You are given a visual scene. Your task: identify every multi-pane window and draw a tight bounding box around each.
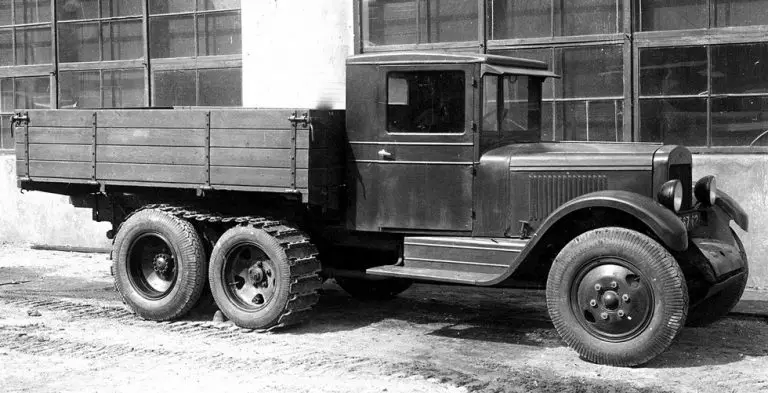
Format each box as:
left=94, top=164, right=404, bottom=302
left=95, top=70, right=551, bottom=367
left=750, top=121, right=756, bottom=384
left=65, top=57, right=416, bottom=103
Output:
left=0, top=0, right=53, bottom=66
left=362, top=0, right=478, bottom=46
left=638, top=0, right=768, bottom=31
left=56, top=0, right=143, bottom=63
left=59, top=69, right=143, bottom=108
left=639, top=42, right=768, bottom=147
left=488, top=0, right=623, bottom=40
left=0, top=75, right=50, bottom=149
left=153, top=67, right=242, bottom=107
left=150, top=0, right=241, bottom=58
left=494, top=45, right=624, bottom=142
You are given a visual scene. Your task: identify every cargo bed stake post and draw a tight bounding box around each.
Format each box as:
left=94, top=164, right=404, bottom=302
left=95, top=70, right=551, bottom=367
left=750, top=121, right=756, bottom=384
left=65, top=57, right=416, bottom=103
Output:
left=11, top=112, right=31, bottom=180
left=205, top=111, right=211, bottom=189
left=92, top=112, right=97, bottom=182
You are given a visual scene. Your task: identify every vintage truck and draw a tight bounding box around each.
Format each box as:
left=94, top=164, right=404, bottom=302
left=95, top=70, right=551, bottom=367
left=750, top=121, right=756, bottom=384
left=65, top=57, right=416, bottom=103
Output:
left=12, top=52, right=749, bottom=367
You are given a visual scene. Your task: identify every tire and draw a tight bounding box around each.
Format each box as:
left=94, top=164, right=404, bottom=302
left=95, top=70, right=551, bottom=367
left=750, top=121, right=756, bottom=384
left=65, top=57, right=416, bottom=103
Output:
left=686, top=230, right=749, bottom=327
left=208, top=224, right=322, bottom=329
left=546, top=227, right=688, bottom=367
left=112, top=208, right=207, bottom=321
left=336, top=277, right=413, bottom=300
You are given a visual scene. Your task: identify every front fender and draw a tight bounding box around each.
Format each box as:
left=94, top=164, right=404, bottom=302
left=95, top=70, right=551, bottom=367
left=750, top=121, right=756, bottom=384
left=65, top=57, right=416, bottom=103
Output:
left=715, top=189, right=749, bottom=231
left=535, top=190, right=688, bottom=252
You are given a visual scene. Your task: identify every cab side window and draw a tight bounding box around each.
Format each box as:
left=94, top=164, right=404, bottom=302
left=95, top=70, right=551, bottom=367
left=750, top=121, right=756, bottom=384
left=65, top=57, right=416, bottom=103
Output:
left=387, top=71, right=465, bottom=133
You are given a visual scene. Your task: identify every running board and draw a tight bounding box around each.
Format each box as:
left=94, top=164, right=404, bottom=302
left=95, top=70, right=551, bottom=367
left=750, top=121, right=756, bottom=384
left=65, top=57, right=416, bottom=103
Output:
left=366, top=236, right=528, bottom=285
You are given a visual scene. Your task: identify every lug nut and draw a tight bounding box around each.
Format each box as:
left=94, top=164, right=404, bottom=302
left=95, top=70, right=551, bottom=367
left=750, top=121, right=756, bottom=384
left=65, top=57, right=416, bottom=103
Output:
left=622, top=294, right=630, bottom=302
left=600, top=312, right=609, bottom=320
left=617, top=310, right=625, bottom=318
left=610, top=281, right=618, bottom=289
left=594, top=284, right=602, bottom=291
left=589, top=299, right=597, bottom=307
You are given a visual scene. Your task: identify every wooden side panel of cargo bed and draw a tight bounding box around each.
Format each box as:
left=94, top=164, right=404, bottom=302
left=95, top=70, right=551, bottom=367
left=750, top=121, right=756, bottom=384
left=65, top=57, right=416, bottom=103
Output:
left=95, top=110, right=207, bottom=184
left=23, top=111, right=94, bottom=181
left=209, top=109, right=308, bottom=190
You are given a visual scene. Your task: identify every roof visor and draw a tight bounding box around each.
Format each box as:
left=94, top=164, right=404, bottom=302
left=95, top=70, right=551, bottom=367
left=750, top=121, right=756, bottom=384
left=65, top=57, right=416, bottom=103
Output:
left=481, top=64, right=561, bottom=79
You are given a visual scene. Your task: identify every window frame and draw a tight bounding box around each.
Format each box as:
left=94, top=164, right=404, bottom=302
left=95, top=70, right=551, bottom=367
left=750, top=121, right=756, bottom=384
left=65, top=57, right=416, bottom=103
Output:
left=481, top=73, right=543, bottom=143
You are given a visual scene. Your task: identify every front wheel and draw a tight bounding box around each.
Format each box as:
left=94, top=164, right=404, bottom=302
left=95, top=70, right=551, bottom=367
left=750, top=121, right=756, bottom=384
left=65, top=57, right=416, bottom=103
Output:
left=546, top=227, right=688, bottom=367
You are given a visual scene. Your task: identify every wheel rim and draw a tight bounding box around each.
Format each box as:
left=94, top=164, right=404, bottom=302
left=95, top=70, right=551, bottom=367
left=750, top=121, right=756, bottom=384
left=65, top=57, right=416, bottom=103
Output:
left=221, top=242, right=278, bottom=311
left=570, top=258, right=654, bottom=342
left=127, top=232, right=178, bottom=299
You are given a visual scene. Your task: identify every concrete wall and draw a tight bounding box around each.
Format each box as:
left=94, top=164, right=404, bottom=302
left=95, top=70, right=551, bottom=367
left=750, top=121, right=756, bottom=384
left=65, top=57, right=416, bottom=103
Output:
left=0, top=155, right=111, bottom=249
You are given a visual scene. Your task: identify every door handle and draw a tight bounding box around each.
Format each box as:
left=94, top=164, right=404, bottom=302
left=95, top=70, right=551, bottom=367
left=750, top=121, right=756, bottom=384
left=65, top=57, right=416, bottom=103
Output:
left=377, top=149, right=392, bottom=159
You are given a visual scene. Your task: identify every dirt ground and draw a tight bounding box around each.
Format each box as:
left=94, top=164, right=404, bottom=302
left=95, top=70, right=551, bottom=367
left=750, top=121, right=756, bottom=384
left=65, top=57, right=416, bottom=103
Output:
left=1, top=244, right=768, bottom=393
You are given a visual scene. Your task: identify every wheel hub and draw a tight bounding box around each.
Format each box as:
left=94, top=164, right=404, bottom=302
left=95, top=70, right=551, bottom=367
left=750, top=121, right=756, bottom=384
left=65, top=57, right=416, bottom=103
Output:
left=153, top=253, right=174, bottom=277
left=223, top=244, right=277, bottom=310
left=572, top=260, right=654, bottom=341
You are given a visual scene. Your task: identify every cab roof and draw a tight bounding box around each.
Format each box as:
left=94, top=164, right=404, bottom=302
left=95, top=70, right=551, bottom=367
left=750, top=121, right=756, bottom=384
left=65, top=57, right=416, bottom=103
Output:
left=347, top=52, right=549, bottom=70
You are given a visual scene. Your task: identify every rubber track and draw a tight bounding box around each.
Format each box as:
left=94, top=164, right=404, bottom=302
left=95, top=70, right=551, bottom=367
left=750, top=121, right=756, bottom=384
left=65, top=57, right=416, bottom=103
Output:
left=111, top=204, right=323, bottom=329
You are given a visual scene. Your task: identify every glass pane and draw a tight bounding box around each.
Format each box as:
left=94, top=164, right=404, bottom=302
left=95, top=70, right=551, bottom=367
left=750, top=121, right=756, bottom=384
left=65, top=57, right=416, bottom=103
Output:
left=589, top=100, right=622, bottom=141
left=362, top=0, right=418, bottom=46
left=639, top=0, right=707, bottom=31
left=557, top=45, right=622, bottom=98
left=1, top=78, right=13, bottom=111
left=150, top=0, right=195, bottom=14
left=56, top=0, right=98, bottom=21
left=640, top=46, right=707, bottom=96
left=501, top=75, right=541, bottom=134
left=712, top=43, right=768, bottom=94
left=15, top=26, right=52, bottom=65
left=15, top=0, right=51, bottom=23
left=490, top=0, right=550, bottom=39
left=423, top=0, right=477, bottom=43
left=197, top=11, right=241, bottom=56
left=199, top=68, right=241, bottom=106
left=555, top=0, right=619, bottom=36
left=58, top=22, right=99, bottom=62
left=639, top=98, right=707, bottom=146
left=59, top=70, right=99, bottom=108
left=198, top=0, right=239, bottom=10
left=14, top=76, right=49, bottom=109
left=153, top=70, right=196, bottom=107
left=715, top=0, right=768, bottom=27
left=493, top=48, right=554, bottom=99
left=0, top=114, right=12, bottom=149
left=482, top=75, right=499, bottom=132
left=102, top=19, right=143, bottom=61
left=561, top=101, right=588, bottom=141
left=541, top=101, right=553, bottom=141
left=712, top=97, right=768, bottom=146
left=100, top=0, right=141, bottom=17
left=0, top=29, right=12, bottom=66
left=150, top=15, right=195, bottom=58
left=0, top=1, right=11, bottom=26
left=386, top=71, right=465, bottom=133
left=102, top=69, right=144, bottom=108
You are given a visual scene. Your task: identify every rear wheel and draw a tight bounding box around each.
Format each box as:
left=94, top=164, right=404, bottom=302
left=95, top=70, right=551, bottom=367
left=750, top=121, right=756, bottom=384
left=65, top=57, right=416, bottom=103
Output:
left=112, top=208, right=207, bottom=321
left=336, top=277, right=413, bottom=300
left=208, top=224, right=322, bottom=329
left=686, top=230, right=749, bottom=327
left=546, top=227, right=688, bottom=367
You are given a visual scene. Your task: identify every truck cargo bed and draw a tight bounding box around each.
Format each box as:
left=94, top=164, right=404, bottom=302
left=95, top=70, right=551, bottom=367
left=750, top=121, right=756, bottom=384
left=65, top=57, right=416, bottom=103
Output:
left=14, top=108, right=345, bottom=207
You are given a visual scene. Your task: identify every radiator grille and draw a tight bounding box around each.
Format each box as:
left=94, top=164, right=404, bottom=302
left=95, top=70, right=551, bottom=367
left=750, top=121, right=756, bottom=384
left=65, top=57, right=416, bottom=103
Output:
left=529, top=174, right=608, bottom=221
left=669, top=164, right=692, bottom=210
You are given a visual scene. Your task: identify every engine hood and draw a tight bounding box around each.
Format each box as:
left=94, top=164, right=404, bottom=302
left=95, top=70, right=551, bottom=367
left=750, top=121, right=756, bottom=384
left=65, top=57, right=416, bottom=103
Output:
left=482, top=142, right=662, bottom=170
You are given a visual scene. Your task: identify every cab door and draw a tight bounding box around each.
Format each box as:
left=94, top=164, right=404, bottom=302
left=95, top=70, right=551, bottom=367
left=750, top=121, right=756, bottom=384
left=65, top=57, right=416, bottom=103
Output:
left=347, top=64, right=477, bottom=233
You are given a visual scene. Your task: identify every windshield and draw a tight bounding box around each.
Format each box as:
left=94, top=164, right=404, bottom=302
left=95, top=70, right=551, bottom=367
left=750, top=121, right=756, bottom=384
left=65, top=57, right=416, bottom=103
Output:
left=482, top=75, right=542, bottom=140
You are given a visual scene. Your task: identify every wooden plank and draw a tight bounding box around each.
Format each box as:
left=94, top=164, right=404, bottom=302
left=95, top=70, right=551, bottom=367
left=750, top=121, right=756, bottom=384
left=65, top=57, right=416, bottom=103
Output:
left=29, top=144, right=92, bottom=162
left=97, top=110, right=208, bottom=128
left=210, top=129, right=309, bottom=149
left=27, top=110, right=93, bottom=128
left=97, top=163, right=206, bottom=183
left=29, top=160, right=91, bottom=179
left=97, top=146, right=206, bottom=165
left=211, top=167, right=308, bottom=188
left=15, top=143, right=26, bottom=161
left=209, top=109, right=299, bottom=129
left=28, top=127, right=91, bottom=144
left=210, top=147, right=308, bottom=168
left=16, top=159, right=27, bottom=177
left=97, top=128, right=205, bottom=147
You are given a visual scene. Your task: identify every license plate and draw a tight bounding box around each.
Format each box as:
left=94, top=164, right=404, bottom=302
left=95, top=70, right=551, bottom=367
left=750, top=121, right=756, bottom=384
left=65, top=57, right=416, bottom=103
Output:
left=679, top=211, right=705, bottom=230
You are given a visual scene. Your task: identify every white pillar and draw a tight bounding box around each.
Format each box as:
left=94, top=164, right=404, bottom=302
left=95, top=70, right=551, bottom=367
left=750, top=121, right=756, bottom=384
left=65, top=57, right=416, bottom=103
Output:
left=242, top=0, right=354, bottom=110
